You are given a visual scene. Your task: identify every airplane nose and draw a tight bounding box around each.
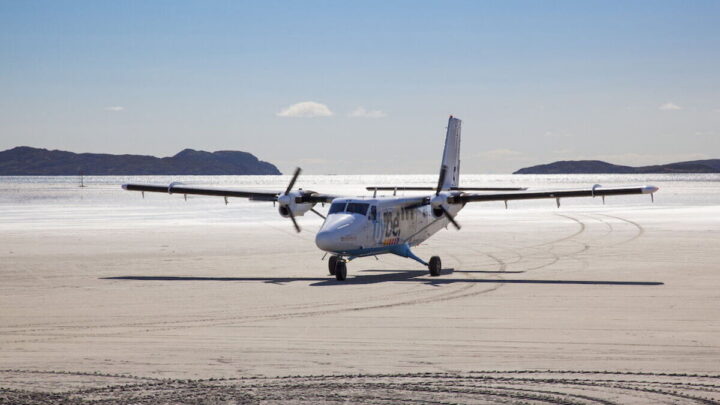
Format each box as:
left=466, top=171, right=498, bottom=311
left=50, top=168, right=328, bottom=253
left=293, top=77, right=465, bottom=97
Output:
left=315, top=230, right=339, bottom=252
left=315, top=214, right=362, bottom=252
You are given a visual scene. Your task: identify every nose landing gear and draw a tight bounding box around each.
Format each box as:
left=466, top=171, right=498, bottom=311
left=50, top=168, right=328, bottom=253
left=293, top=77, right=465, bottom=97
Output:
left=328, top=255, right=338, bottom=276
left=327, top=255, right=348, bottom=281
left=334, top=260, right=347, bottom=281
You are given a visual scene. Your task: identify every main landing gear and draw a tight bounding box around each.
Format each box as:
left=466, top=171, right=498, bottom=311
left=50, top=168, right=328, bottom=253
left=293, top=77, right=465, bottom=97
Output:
left=328, top=253, right=442, bottom=281
left=428, top=256, right=442, bottom=277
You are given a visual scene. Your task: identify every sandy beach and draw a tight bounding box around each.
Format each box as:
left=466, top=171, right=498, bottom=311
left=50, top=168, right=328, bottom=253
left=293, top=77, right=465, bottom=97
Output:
left=1, top=176, right=719, bottom=404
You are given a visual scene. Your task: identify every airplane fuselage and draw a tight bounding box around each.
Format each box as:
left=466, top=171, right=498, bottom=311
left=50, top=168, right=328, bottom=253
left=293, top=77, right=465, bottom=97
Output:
left=315, top=196, right=463, bottom=258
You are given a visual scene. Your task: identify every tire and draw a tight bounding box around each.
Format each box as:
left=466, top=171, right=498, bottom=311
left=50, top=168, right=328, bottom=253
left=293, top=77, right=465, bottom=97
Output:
left=328, top=255, right=338, bottom=275
left=429, top=256, right=441, bottom=277
left=335, top=261, right=347, bottom=281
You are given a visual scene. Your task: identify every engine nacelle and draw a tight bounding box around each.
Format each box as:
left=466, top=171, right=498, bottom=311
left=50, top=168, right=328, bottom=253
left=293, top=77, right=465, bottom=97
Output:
left=430, top=193, right=451, bottom=218
left=277, top=191, right=315, bottom=217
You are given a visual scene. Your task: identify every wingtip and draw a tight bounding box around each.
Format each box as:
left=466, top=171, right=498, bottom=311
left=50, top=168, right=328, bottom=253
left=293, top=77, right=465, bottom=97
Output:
left=642, top=185, right=659, bottom=194
left=121, top=184, right=128, bottom=190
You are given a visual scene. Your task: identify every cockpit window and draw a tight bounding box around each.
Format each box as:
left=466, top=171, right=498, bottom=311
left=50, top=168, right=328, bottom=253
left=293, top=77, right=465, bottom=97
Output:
left=346, top=202, right=370, bottom=216
left=328, top=202, right=347, bottom=214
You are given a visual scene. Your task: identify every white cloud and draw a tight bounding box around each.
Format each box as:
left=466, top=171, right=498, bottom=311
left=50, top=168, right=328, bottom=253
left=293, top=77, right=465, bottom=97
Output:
left=104, top=106, right=125, bottom=112
left=348, top=106, right=387, bottom=118
left=276, top=101, right=333, bottom=118
left=658, top=102, right=682, bottom=111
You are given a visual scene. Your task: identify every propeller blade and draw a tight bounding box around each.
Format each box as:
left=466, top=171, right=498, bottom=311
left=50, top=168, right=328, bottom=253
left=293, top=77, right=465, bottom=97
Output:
left=287, top=210, right=301, bottom=233
left=285, top=167, right=301, bottom=195
left=436, top=165, right=447, bottom=196
left=440, top=205, right=461, bottom=230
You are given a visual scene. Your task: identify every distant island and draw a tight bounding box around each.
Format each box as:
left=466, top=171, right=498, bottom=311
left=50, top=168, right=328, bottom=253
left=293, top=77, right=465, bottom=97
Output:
left=0, top=146, right=281, bottom=175
left=514, top=159, right=720, bottom=174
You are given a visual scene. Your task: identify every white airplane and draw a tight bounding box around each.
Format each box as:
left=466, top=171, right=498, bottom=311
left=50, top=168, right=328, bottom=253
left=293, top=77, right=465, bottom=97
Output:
left=123, top=116, right=658, bottom=281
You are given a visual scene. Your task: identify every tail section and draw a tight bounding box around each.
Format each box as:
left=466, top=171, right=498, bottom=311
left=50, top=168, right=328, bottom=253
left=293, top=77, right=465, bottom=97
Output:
left=439, top=115, right=462, bottom=190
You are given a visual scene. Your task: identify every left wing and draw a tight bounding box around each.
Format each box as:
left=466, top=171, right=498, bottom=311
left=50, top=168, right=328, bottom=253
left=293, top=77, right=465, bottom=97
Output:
left=449, top=185, right=659, bottom=206
left=427, top=184, right=658, bottom=230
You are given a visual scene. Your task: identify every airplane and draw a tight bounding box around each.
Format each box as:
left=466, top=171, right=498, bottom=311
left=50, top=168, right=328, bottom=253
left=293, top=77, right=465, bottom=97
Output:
left=122, top=116, right=659, bottom=281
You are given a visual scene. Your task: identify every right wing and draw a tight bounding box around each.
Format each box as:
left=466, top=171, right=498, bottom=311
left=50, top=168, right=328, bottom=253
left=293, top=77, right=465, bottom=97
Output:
left=122, top=183, right=279, bottom=201
left=122, top=183, right=339, bottom=204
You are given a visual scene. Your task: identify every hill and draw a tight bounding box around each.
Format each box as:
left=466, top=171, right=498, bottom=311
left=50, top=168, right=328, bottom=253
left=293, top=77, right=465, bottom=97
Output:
left=513, top=159, right=720, bottom=174
left=0, top=147, right=281, bottom=175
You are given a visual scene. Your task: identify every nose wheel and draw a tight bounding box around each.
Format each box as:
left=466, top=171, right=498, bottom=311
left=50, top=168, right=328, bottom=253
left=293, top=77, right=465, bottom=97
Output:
left=428, top=256, right=442, bottom=277
left=334, top=260, right=347, bottom=281
left=328, top=255, right=338, bottom=276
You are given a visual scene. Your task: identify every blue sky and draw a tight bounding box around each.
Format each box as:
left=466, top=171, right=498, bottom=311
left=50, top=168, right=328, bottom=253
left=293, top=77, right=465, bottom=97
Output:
left=1, top=1, right=718, bottom=173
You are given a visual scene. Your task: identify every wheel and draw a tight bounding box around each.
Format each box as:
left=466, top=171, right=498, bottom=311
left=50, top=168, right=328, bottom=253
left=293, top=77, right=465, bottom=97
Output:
left=335, top=261, right=347, bottom=281
left=328, top=255, right=338, bottom=275
left=429, top=256, right=441, bottom=277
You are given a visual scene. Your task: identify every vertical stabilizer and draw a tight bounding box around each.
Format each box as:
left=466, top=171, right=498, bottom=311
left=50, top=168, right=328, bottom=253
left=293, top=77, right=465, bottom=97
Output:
left=439, top=115, right=462, bottom=190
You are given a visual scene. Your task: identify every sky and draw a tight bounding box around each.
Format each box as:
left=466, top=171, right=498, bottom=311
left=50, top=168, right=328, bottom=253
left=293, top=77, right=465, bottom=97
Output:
left=1, top=1, right=719, bottom=174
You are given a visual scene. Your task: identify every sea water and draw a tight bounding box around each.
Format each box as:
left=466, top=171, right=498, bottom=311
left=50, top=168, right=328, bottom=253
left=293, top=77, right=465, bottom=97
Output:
left=0, top=174, right=718, bottom=231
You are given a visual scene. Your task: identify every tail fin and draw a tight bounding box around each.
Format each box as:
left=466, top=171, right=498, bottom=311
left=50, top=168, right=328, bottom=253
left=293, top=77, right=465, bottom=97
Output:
left=439, top=115, right=462, bottom=190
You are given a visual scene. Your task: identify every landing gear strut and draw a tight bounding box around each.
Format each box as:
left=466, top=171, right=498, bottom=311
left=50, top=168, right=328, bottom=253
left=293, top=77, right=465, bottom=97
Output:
left=334, top=260, right=347, bottom=281
left=428, top=256, right=442, bottom=277
left=328, top=255, right=338, bottom=276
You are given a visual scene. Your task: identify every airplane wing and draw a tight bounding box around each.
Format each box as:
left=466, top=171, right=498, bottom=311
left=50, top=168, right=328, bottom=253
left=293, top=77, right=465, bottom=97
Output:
left=448, top=185, right=658, bottom=205
left=122, top=183, right=338, bottom=204
left=366, top=186, right=526, bottom=192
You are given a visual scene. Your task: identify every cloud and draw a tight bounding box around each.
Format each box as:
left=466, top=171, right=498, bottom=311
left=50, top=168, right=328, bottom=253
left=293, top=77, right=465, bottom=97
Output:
left=104, top=106, right=125, bottom=112
left=348, top=106, right=387, bottom=118
left=658, top=102, right=682, bottom=111
left=276, top=101, right=333, bottom=118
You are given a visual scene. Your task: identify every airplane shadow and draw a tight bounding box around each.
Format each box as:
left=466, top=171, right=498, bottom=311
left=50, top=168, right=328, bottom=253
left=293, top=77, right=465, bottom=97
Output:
left=103, top=268, right=663, bottom=287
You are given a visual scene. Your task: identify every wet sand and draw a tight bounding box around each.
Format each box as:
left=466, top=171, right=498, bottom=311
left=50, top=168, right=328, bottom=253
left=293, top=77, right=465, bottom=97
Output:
left=2, top=202, right=720, bottom=403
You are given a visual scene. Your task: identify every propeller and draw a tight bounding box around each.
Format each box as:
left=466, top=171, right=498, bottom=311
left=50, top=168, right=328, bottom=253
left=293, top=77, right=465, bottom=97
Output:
left=433, top=164, right=461, bottom=230
left=285, top=167, right=300, bottom=195
left=287, top=210, right=301, bottom=233
left=438, top=205, right=461, bottom=230
left=279, top=167, right=303, bottom=233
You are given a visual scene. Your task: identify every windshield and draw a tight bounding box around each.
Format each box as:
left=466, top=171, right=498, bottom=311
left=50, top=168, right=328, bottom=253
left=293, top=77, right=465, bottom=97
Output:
left=328, top=202, right=347, bottom=214
left=346, top=202, right=369, bottom=216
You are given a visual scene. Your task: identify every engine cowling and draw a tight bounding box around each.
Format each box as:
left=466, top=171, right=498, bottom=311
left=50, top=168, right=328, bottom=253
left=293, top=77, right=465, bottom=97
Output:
left=430, top=193, right=451, bottom=218
left=277, top=191, right=315, bottom=217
